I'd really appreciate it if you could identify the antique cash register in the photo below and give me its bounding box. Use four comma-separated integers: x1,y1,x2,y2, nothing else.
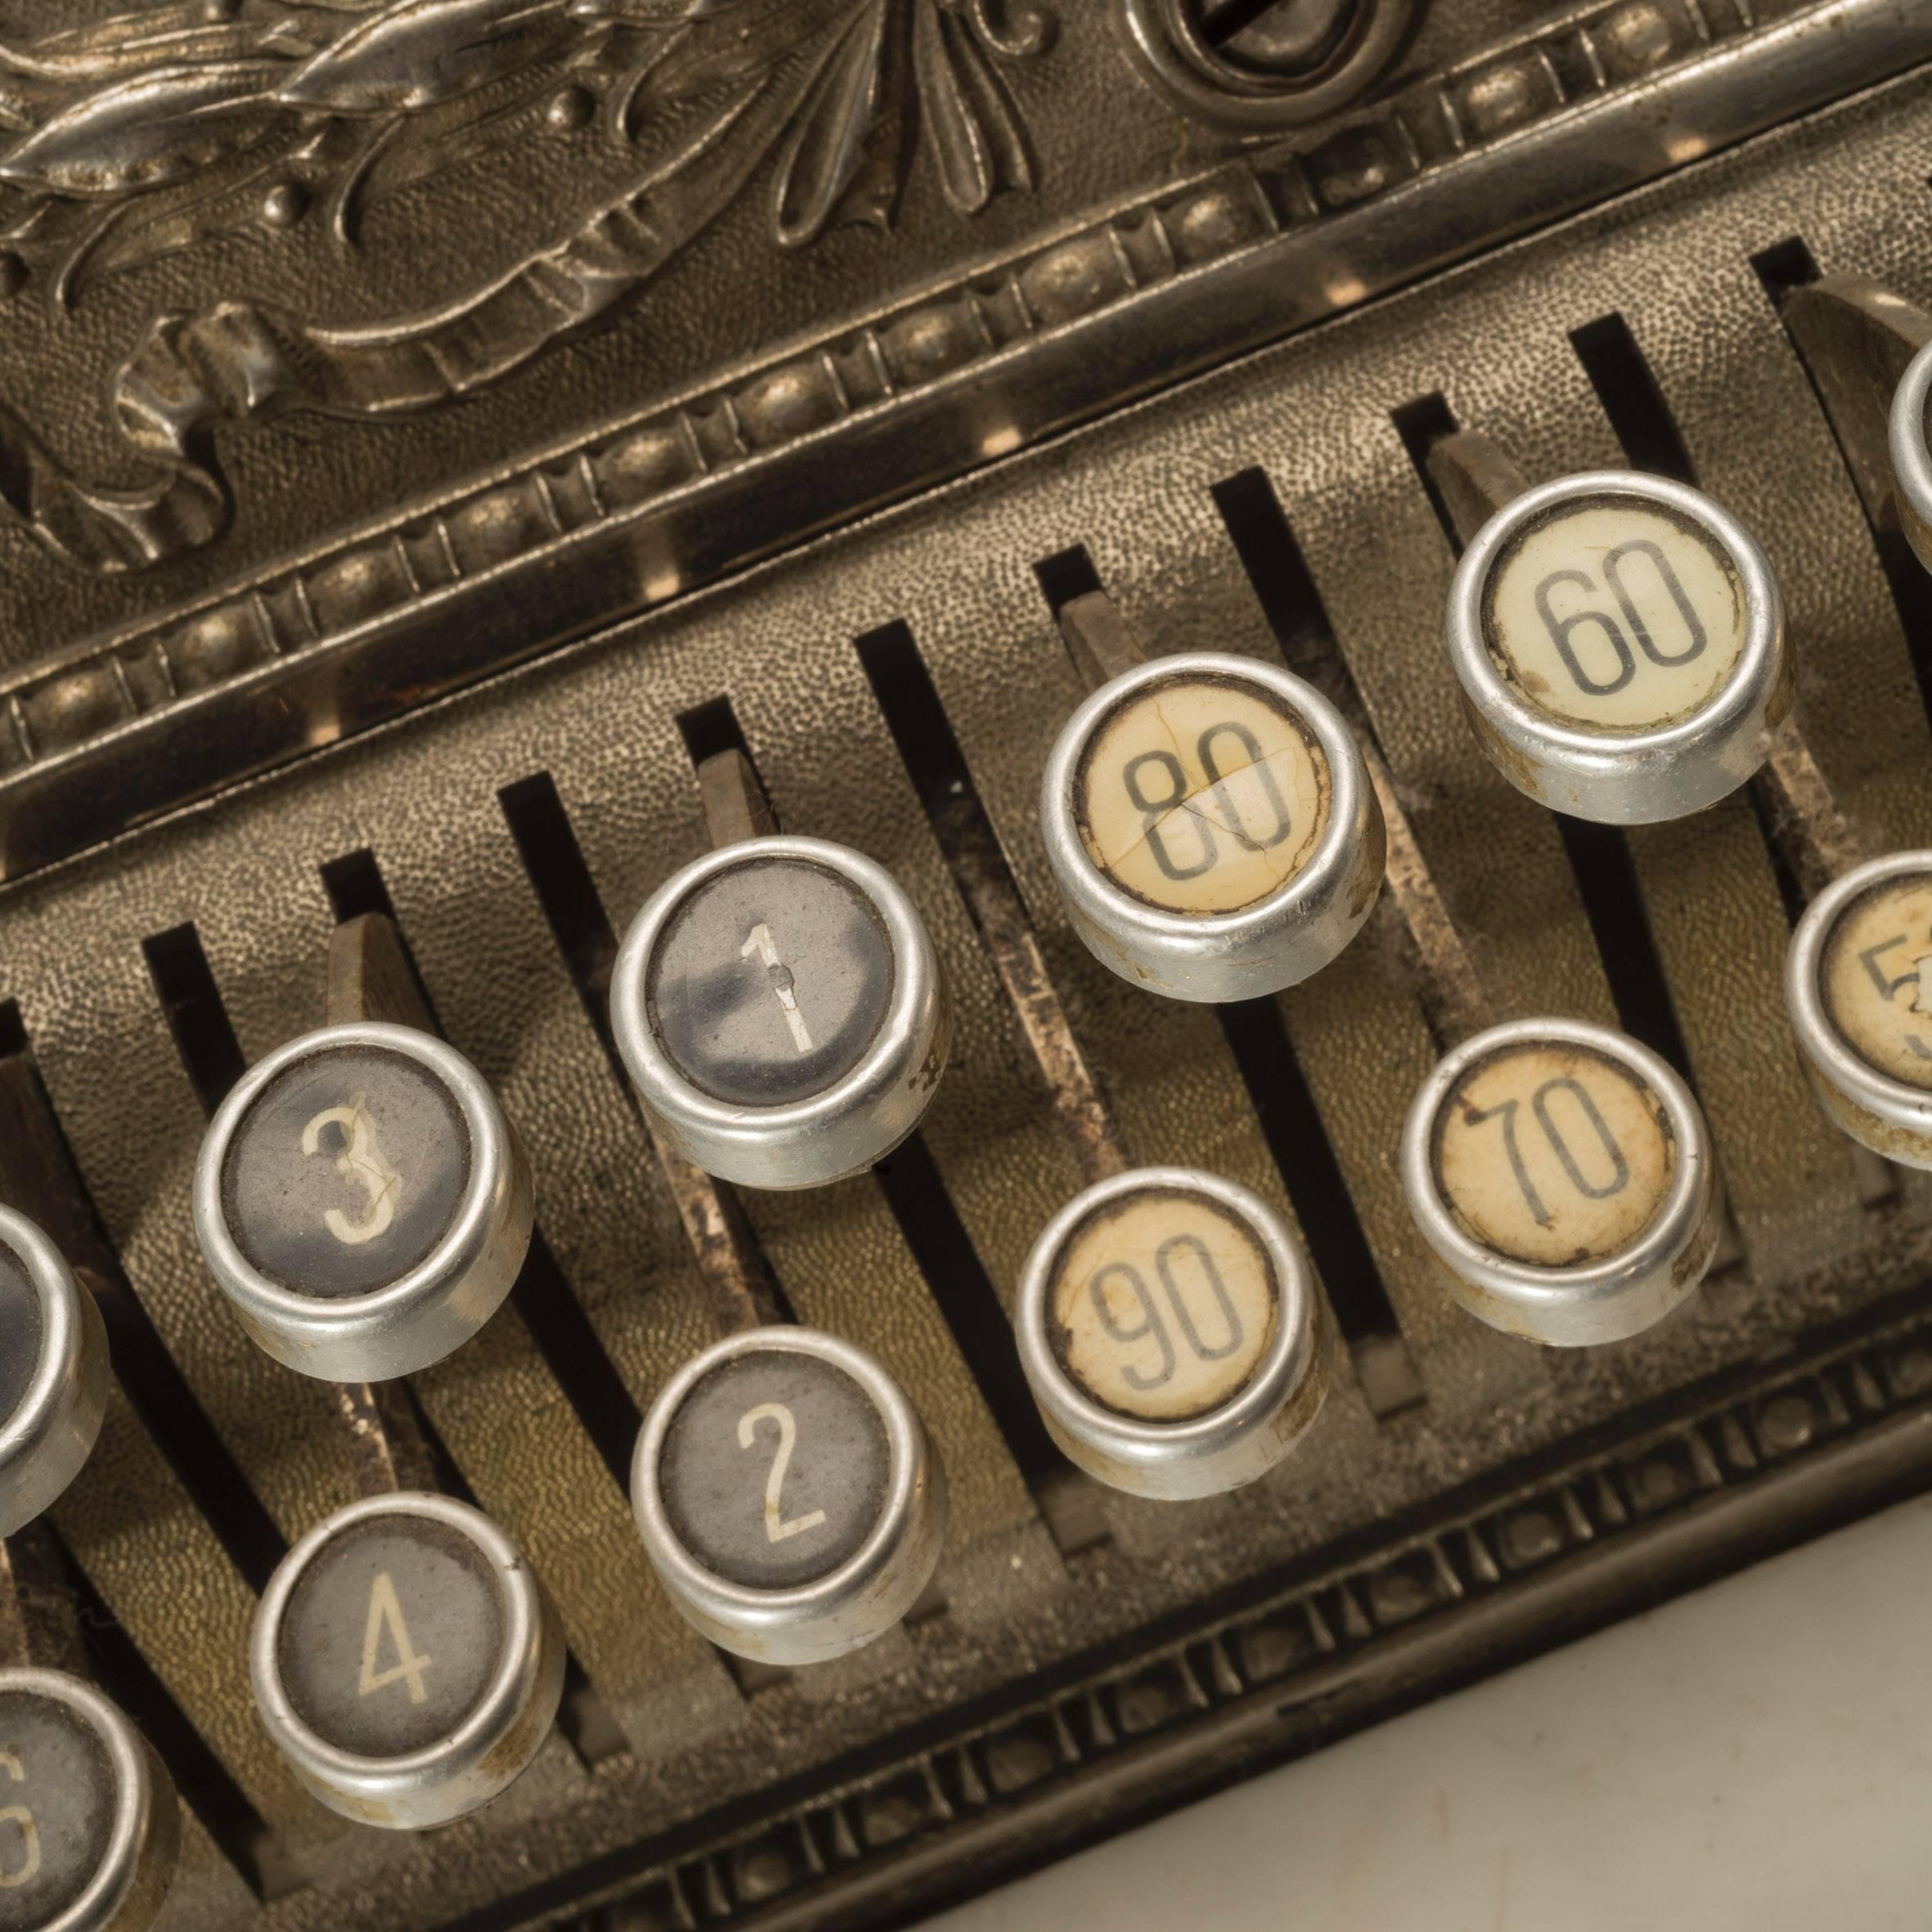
0,1,1930,1926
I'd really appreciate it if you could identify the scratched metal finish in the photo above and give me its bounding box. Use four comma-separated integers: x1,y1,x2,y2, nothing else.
0,39,1927,1932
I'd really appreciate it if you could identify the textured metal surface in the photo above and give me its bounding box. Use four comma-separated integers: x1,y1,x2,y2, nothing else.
0,2,1926,878
0,8,1927,1931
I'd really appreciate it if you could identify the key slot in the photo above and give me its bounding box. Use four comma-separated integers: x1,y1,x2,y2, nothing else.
41,1517,286,1898
0,1000,289,1597
1210,465,1494,1049
319,851,648,1497
1393,386,1705,1083
498,771,791,1336
855,619,1127,1188
1562,315,1898,1214
1031,540,1423,1417
665,696,1105,1554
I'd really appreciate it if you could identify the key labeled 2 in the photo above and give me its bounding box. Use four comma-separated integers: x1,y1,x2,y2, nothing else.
632,1327,946,1665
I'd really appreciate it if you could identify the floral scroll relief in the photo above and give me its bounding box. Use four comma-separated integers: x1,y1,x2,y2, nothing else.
0,0,1056,573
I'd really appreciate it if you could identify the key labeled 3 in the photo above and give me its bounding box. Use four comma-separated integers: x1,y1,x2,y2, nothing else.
1402,1018,1721,1345
1446,473,1786,823
1041,655,1383,1002
632,1328,946,1665
1788,851,1932,1166
194,1022,533,1380
0,1209,107,1539
1015,1169,1327,1499
610,838,950,1189
251,1493,564,1828
0,1669,178,1932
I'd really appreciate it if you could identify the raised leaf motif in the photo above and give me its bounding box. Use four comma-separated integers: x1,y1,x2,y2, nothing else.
274,0,580,116
0,61,285,198
772,0,895,249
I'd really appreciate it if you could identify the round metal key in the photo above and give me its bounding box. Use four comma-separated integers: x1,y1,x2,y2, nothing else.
0,1210,107,1540
1014,1168,1328,1498
0,1669,179,1932
1890,336,1932,579
1040,654,1383,1002
1445,472,1788,823
194,1022,533,1380
251,1492,564,1828
1401,1018,1721,1346
609,837,950,1189
1787,850,1932,1167
632,1328,946,1665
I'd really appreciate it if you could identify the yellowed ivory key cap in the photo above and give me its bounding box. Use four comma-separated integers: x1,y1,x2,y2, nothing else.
1445,473,1787,823
1015,1167,1328,1498
1041,654,1383,1002
1401,1018,1721,1345
1788,851,1932,1166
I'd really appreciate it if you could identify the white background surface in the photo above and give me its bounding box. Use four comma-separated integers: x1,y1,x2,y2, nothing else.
925,1491,1932,1932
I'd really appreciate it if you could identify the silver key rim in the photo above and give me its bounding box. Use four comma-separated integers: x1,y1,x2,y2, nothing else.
1444,471,1786,824
192,1022,532,1382
1400,1017,1720,1346
1013,1166,1327,1499
609,837,949,1190
631,1326,946,1665
249,1491,564,1829
1889,337,1932,577
1787,849,1932,1166
1039,654,1383,1003
0,1207,108,1539
0,1665,177,1932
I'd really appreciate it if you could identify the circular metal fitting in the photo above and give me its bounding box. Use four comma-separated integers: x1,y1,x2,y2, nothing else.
1786,849,1932,1168
1040,653,1384,1004
632,1326,946,1665
1400,1017,1721,1346
0,1667,180,1931
1014,1167,1328,1499
0,1208,108,1539
1888,337,1932,580
1445,471,1788,824
193,1022,534,1382
250,1491,565,1829
609,837,950,1190
1117,0,1415,131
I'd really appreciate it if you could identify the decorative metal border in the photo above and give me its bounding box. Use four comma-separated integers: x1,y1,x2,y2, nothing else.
444,1281,1932,1932
4,0,1925,883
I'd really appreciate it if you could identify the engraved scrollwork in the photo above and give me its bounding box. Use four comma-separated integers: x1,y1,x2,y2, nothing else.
0,0,1057,574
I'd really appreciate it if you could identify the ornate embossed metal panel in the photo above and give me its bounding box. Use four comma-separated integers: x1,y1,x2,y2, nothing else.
0,1,1930,1927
